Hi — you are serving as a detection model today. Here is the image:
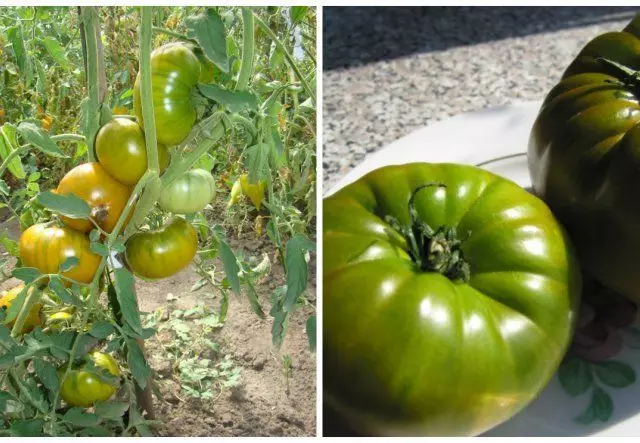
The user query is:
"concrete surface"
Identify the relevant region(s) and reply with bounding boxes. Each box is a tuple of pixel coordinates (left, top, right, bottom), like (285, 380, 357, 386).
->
(322, 6, 637, 190)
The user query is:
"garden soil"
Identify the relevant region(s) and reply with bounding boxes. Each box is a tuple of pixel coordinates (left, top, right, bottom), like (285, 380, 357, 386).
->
(0, 215, 317, 437)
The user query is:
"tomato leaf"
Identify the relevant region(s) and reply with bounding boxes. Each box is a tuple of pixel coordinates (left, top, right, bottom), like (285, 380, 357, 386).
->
(17, 122, 66, 158)
(593, 360, 636, 388)
(113, 268, 143, 336)
(290, 6, 308, 24)
(59, 256, 79, 273)
(88, 322, 115, 340)
(33, 358, 59, 392)
(197, 84, 258, 113)
(9, 419, 44, 437)
(214, 229, 240, 295)
(0, 179, 9, 196)
(306, 315, 316, 352)
(185, 8, 229, 73)
(245, 143, 271, 184)
(12, 267, 42, 285)
(0, 124, 26, 179)
(90, 242, 110, 257)
(271, 309, 289, 349)
(283, 234, 315, 312)
(244, 275, 265, 319)
(41, 36, 70, 69)
(94, 401, 129, 420)
(36, 191, 90, 219)
(63, 408, 101, 427)
(126, 338, 151, 390)
(0, 230, 19, 257)
(48, 277, 84, 307)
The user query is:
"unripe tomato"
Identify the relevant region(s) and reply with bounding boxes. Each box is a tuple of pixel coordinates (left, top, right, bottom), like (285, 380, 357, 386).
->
(19, 223, 101, 284)
(111, 106, 129, 115)
(59, 351, 121, 407)
(240, 174, 267, 210)
(95, 118, 170, 186)
(158, 169, 216, 214)
(125, 217, 198, 279)
(56, 162, 132, 233)
(133, 42, 200, 146)
(0, 285, 42, 334)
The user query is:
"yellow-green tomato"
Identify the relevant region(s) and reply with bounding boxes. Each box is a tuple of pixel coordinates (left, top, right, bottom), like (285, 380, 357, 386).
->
(95, 117, 170, 186)
(159, 169, 216, 214)
(125, 217, 198, 279)
(60, 352, 121, 408)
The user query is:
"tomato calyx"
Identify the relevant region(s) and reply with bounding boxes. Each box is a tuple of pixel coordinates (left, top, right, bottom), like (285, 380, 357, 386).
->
(596, 57, 640, 90)
(385, 183, 471, 282)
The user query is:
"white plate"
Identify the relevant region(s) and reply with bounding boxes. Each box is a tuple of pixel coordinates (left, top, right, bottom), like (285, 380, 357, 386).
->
(326, 101, 640, 437)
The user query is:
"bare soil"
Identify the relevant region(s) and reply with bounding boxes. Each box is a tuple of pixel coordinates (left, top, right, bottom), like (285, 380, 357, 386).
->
(0, 215, 317, 437)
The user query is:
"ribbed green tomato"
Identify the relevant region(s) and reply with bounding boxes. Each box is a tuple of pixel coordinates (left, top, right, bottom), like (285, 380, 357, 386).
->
(529, 13, 640, 302)
(133, 42, 200, 146)
(95, 118, 170, 186)
(323, 163, 581, 436)
(159, 169, 216, 214)
(125, 217, 198, 279)
(59, 352, 120, 407)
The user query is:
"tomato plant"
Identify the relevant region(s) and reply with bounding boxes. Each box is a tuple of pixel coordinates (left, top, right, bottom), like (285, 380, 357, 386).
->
(323, 163, 581, 436)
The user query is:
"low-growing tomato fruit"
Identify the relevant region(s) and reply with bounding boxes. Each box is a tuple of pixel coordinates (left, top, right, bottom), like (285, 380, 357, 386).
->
(19, 223, 101, 284)
(125, 217, 198, 279)
(59, 352, 121, 407)
(158, 169, 216, 214)
(323, 163, 581, 436)
(0, 285, 42, 334)
(95, 118, 170, 186)
(240, 174, 267, 210)
(133, 42, 200, 146)
(56, 162, 132, 233)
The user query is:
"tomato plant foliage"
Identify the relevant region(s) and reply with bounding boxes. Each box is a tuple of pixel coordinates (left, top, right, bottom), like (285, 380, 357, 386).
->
(0, 6, 316, 437)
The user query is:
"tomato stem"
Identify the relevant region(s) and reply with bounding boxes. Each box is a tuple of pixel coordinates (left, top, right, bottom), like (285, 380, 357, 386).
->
(385, 184, 471, 282)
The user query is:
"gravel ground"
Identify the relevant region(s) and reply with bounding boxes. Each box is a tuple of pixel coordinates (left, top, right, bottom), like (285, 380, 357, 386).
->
(322, 6, 637, 190)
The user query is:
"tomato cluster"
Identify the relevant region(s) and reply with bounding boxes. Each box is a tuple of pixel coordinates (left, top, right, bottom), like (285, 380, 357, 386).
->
(5, 42, 220, 409)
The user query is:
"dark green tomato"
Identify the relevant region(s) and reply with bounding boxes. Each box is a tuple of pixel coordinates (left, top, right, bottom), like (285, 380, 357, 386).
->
(529, 14, 640, 301)
(95, 117, 170, 186)
(323, 163, 580, 436)
(133, 43, 200, 146)
(125, 217, 198, 280)
(159, 169, 216, 214)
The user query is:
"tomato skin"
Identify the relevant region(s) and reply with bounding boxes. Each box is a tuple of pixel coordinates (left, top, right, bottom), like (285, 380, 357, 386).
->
(95, 118, 169, 186)
(0, 285, 42, 334)
(19, 223, 101, 284)
(133, 43, 200, 146)
(60, 352, 120, 407)
(125, 217, 198, 279)
(323, 163, 581, 436)
(159, 169, 216, 214)
(528, 15, 640, 302)
(240, 174, 266, 210)
(56, 162, 132, 234)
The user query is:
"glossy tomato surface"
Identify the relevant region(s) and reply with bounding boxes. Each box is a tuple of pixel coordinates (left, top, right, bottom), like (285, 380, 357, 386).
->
(323, 163, 581, 436)
(159, 168, 216, 214)
(95, 117, 169, 186)
(60, 352, 120, 407)
(56, 162, 132, 234)
(125, 217, 198, 279)
(133, 42, 200, 146)
(0, 285, 42, 334)
(19, 223, 101, 284)
(529, 14, 640, 302)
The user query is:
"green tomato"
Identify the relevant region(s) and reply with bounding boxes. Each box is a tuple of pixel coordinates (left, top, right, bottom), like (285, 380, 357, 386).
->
(59, 352, 120, 408)
(323, 163, 581, 436)
(133, 42, 200, 146)
(529, 14, 640, 302)
(159, 169, 216, 214)
(95, 117, 170, 186)
(125, 217, 198, 280)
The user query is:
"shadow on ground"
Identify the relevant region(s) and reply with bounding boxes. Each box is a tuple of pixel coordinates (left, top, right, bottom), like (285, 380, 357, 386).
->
(324, 6, 637, 70)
